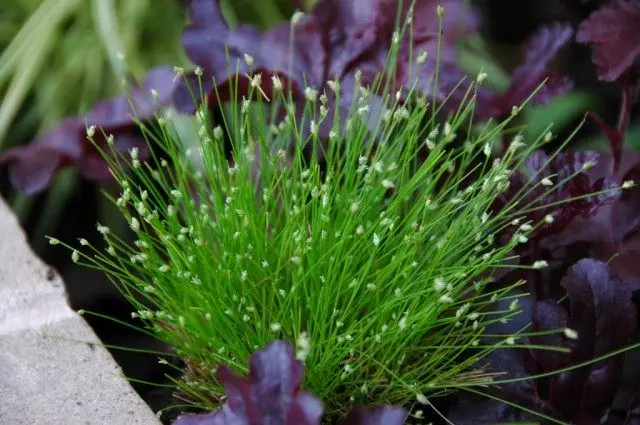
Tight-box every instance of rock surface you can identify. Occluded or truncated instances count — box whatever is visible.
[0,197,161,424]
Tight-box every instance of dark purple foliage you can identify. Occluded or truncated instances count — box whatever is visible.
[172,340,407,425]
[576,0,640,171]
[477,23,574,121]
[449,259,637,424]
[0,66,176,195]
[576,0,640,83]
[173,0,479,118]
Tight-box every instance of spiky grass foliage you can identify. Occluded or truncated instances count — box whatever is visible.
[50,14,577,421]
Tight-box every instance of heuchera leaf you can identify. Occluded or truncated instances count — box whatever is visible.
[576,0,640,82]
[478,23,574,121]
[0,66,175,195]
[449,259,637,424]
[172,340,407,425]
[175,0,478,115]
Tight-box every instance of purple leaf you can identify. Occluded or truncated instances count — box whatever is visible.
[477,23,574,121]
[172,340,323,425]
[0,65,175,195]
[576,0,640,82]
[545,259,637,419]
[174,0,325,113]
[171,340,409,425]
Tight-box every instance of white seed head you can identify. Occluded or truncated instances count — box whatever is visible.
[270,322,282,332]
[86,125,96,138]
[291,10,305,25]
[417,51,428,65]
[483,143,491,157]
[71,250,80,263]
[243,53,254,66]
[541,177,553,186]
[416,393,429,405]
[622,180,635,189]
[381,179,395,189]
[304,86,318,103]
[505,337,516,345]
[436,4,445,17]
[439,294,454,304]
[544,214,555,224]
[372,233,381,246]
[477,71,488,84]
[350,202,360,213]
[564,327,579,340]
[130,217,140,232]
[532,260,548,269]
[433,278,445,292]
[398,315,407,330]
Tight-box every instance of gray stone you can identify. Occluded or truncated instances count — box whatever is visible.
[0,198,161,424]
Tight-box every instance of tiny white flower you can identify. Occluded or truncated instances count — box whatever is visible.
[622,180,635,189]
[296,331,311,361]
[304,86,318,102]
[381,179,395,189]
[509,299,519,311]
[86,125,96,138]
[505,337,516,345]
[433,278,445,292]
[520,223,533,232]
[398,316,407,330]
[544,214,555,224]
[477,71,488,84]
[544,131,553,143]
[291,10,305,25]
[130,217,140,232]
[350,202,360,213]
[518,234,528,244]
[49,238,60,245]
[71,250,80,263]
[373,233,381,246]
[437,5,445,17]
[249,73,262,89]
[270,322,282,332]
[541,177,553,186]
[582,160,596,170]
[483,143,491,157]
[240,270,248,282]
[417,51,428,65]
[564,327,579,340]
[416,393,429,405]
[79,238,89,246]
[356,225,364,235]
[159,264,170,273]
[290,256,302,265]
[532,260,548,269]
[511,105,521,116]
[468,312,479,320]
[439,294,454,304]
[243,53,254,66]
[327,79,340,93]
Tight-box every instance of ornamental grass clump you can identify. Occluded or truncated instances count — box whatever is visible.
[50,11,575,420]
